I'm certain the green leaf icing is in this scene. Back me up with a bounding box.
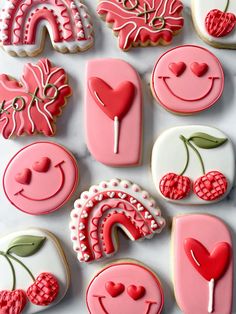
[188,132,228,149]
[7,235,46,257]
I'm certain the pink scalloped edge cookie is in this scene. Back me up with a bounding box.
[0,0,94,57]
[70,178,165,263]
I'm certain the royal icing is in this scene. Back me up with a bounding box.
[0,228,70,313]
[192,0,236,49]
[85,59,142,166]
[0,0,93,56]
[86,261,164,314]
[172,214,233,314]
[151,125,235,204]
[97,0,184,50]
[0,59,72,139]
[3,141,79,215]
[70,178,165,263]
[151,45,224,115]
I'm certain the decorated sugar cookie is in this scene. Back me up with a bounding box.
[172,214,233,314]
[3,142,79,215]
[97,0,184,51]
[70,179,165,263]
[151,45,224,115]
[0,59,72,139]
[192,0,236,49]
[87,261,164,314]
[86,59,142,166]
[0,228,70,313]
[151,125,235,204]
[0,0,94,56]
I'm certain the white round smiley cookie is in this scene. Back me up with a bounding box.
[151,125,235,205]
[151,45,224,115]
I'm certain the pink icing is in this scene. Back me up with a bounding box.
[86,262,164,314]
[85,59,142,166]
[3,142,79,215]
[151,45,224,114]
[173,214,233,314]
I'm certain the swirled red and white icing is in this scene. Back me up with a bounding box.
[0,0,93,56]
[70,178,165,263]
[97,0,184,50]
[0,58,72,139]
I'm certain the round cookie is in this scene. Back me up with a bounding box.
[151,45,224,115]
[86,260,164,314]
[3,141,79,215]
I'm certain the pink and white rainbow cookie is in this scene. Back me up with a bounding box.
[97,0,184,51]
[0,58,72,139]
[151,45,224,115]
[70,178,165,263]
[86,260,164,314]
[0,0,94,57]
[86,59,142,166]
[173,214,233,314]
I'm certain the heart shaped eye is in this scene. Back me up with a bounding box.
[105,281,125,297]
[15,168,32,185]
[169,62,186,77]
[32,157,51,173]
[191,62,209,77]
[127,285,146,300]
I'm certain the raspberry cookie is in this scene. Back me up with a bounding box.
[70,178,165,263]
[0,228,70,313]
[97,0,184,51]
[151,45,224,115]
[0,0,94,56]
[172,214,233,314]
[3,142,79,215]
[87,260,164,314]
[151,125,235,204]
[192,0,236,49]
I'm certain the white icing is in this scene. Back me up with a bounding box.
[151,125,235,204]
[208,278,215,313]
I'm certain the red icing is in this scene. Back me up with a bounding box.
[159,173,191,200]
[0,289,27,314]
[169,62,186,77]
[127,285,146,300]
[97,0,184,50]
[0,59,71,139]
[102,212,143,254]
[15,168,32,185]
[26,272,59,306]
[193,171,227,201]
[184,238,231,281]
[88,77,135,120]
[205,9,236,38]
[32,157,51,173]
[105,281,125,297]
[190,62,208,77]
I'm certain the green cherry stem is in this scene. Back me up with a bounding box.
[224,0,230,13]
[179,135,190,176]
[0,251,16,291]
[6,253,35,282]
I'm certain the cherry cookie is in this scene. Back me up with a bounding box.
[151,45,224,115]
[192,0,236,49]
[0,0,94,56]
[0,228,70,313]
[87,261,164,314]
[3,141,79,215]
[86,58,142,166]
[97,0,184,51]
[70,178,165,263]
[151,125,235,204]
[172,214,233,314]
[0,59,72,139]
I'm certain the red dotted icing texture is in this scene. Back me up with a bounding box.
[0,289,27,314]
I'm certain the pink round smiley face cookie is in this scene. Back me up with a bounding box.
[151,45,224,115]
[3,142,79,215]
[86,261,164,314]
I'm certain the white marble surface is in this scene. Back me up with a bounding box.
[0,0,236,313]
